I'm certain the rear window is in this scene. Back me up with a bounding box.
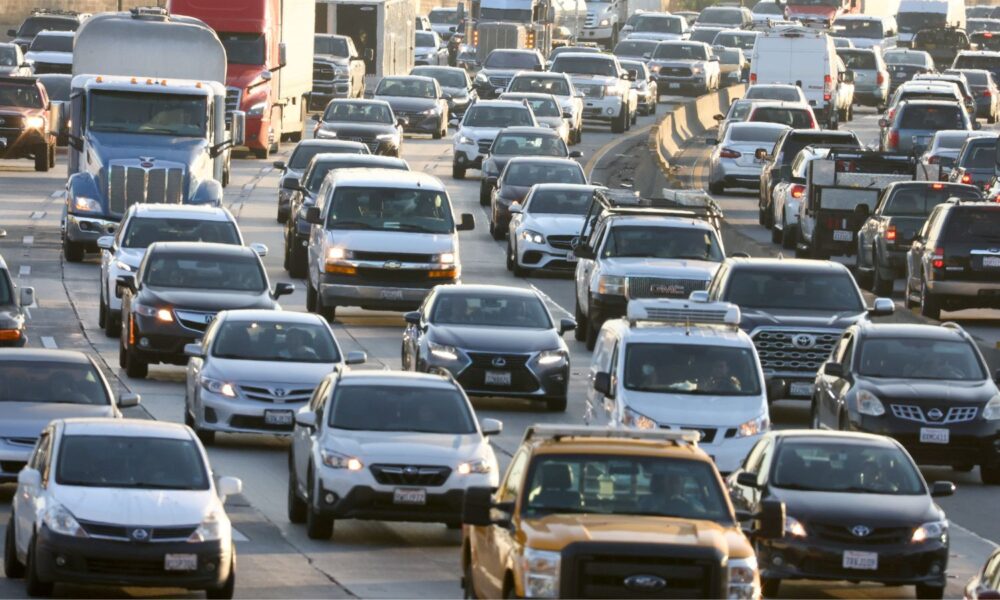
[698,7,744,25]
[729,125,786,143]
[744,86,802,102]
[834,19,884,39]
[899,105,965,130]
[962,141,998,168]
[944,207,1000,241]
[953,70,990,85]
[28,34,72,53]
[883,185,982,216]
[750,107,814,129]
[838,50,877,70]
[953,55,1000,74]
[713,32,756,50]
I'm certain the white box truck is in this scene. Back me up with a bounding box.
[317,0,415,85]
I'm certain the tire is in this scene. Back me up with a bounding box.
[452,163,466,180]
[611,106,627,133]
[287,130,303,143]
[631,107,638,125]
[904,277,918,309]
[277,208,288,225]
[510,242,527,278]
[574,299,587,342]
[34,146,49,172]
[479,182,491,206]
[545,395,567,412]
[316,292,336,323]
[103,304,120,339]
[47,145,55,169]
[5,516,24,579]
[981,463,1000,485]
[205,551,236,600]
[709,181,724,195]
[118,335,127,369]
[25,536,52,598]
[585,305,600,351]
[758,206,767,226]
[287,468,307,524]
[287,243,308,279]
[252,146,270,160]
[810,398,821,429]
[505,240,514,272]
[782,225,797,250]
[63,240,84,263]
[839,409,851,432]
[915,583,945,600]
[920,279,941,320]
[196,428,215,446]
[953,463,974,472]
[433,124,444,140]
[306,279,317,313]
[98,294,107,329]
[124,345,148,379]
[761,579,780,599]
[872,257,893,296]
[463,558,478,599]
[771,224,782,244]
[489,213,505,241]
[650,99,657,114]
[306,471,334,540]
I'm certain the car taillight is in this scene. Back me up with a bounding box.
[962,173,973,184]
[888,130,899,149]
[790,183,806,199]
[985,89,993,97]
[931,182,944,189]
[886,225,897,242]
[824,73,832,96]
[877,72,885,85]
[750,72,757,84]
[927,155,940,164]
[887,109,895,121]
[932,247,945,269]
[720,148,741,158]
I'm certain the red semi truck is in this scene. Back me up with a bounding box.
[785,0,860,27]
[168,0,314,159]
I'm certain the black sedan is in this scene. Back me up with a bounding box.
[117,242,293,378]
[401,284,575,411]
[478,126,581,205]
[489,157,587,240]
[272,139,368,224]
[371,75,449,138]
[311,99,405,156]
[813,322,1000,484]
[727,430,954,599]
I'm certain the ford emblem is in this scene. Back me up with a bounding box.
[131,528,150,542]
[851,525,872,537]
[624,575,667,592]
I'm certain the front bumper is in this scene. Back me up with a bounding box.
[0,128,47,159]
[515,236,579,271]
[423,350,569,399]
[35,526,232,590]
[197,391,307,437]
[853,413,1000,468]
[319,270,453,311]
[401,112,443,134]
[581,96,624,121]
[310,80,353,110]
[129,313,204,366]
[581,26,615,42]
[654,74,708,95]
[65,213,119,246]
[453,142,485,169]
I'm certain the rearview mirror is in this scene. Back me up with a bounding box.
[7,30,16,37]
[345,351,367,365]
[278,42,288,68]
[118,392,141,408]
[281,177,301,191]
[17,468,41,488]
[404,311,421,325]
[184,343,204,358]
[855,203,870,218]
[706,138,718,145]
[311,113,321,121]
[295,410,317,429]
[250,242,269,257]
[480,418,503,436]
[870,297,895,316]
[217,476,243,500]
[573,243,595,260]
[457,213,475,231]
[273,160,287,170]
[569,150,583,158]
[754,148,768,161]
[365,48,375,61]
[462,486,496,526]
[509,203,522,214]
[229,110,246,147]
[559,317,576,334]
[397,116,409,127]
[822,362,844,378]
[931,481,955,497]
[18,287,34,307]
[562,110,573,119]
[593,371,613,397]
[305,207,322,224]
[878,118,888,128]
[713,113,725,121]
[115,275,136,298]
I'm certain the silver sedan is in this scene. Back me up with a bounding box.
[708,122,790,194]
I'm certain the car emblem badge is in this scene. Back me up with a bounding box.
[851,525,872,537]
[0,118,5,126]
[404,466,418,476]
[927,408,944,421]
[384,260,402,270]
[131,528,150,542]
[792,334,817,349]
[204,314,215,324]
[624,575,667,592]
[492,357,507,368]
[274,388,286,397]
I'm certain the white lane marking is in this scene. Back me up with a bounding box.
[953,522,1000,550]
[18,265,30,277]
[40,336,57,349]
[30,211,45,220]
[232,527,249,543]
[49,191,62,199]
[527,282,573,320]
[21,236,33,245]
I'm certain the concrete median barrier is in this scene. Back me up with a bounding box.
[650,85,746,174]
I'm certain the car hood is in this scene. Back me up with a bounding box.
[567,74,618,86]
[600,257,720,279]
[318,121,396,137]
[141,287,276,312]
[650,58,704,68]
[440,86,469,98]
[737,308,867,331]
[457,126,503,141]
[204,358,338,385]
[331,430,483,462]
[856,377,994,403]
[771,488,939,527]
[315,55,350,67]
[24,51,71,64]
[331,229,455,254]
[523,214,586,235]
[480,68,522,79]
[375,96,439,112]
[57,487,220,528]
[624,389,765,427]
[87,132,208,171]
[430,324,560,353]
[0,403,116,439]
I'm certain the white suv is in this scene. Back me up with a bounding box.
[585,297,770,473]
[549,52,638,133]
[287,370,501,538]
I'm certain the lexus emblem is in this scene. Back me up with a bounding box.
[384,260,402,270]
[491,357,507,368]
[792,334,817,349]
[273,388,286,397]
[851,525,872,537]
[927,408,944,421]
[130,528,150,542]
[623,575,667,592]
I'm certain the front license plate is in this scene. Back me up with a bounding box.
[983,256,1000,268]
[566,253,578,263]
[264,410,294,426]
[669,82,681,89]
[920,427,950,444]
[485,371,512,386]
[393,488,427,505]
[789,382,814,397]
[843,550,878,570]
[380,289,404,301]
[833,229,853,241]
[164,553,197,571]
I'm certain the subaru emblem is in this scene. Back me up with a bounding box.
[404,466,418,476]
[131,528,150,542]
[851,525,871,537]
[623,575,667,592]
[927,408,944,421]
[491,357,507,368]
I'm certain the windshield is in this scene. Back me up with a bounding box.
[416,31,437,47]
[492,133,566,156]
[219,32,266,65]
[944,207,1000,242]
[527,188,592,214]
[145,254,266,292]
[952,70,989,86]
[17,17,78,37]
[0,361,109,405]
[624,343,761,395]
[28,34,72,53]
[57,436,209,490]
[0,47,15,67]
[884,186,980,216]
[834,19,885,38]
[772,441,924,495]
[838,50,877,70]
[326,186,455,234]
[329,385,476,433]
[689,28,722,44]
[727,100,753,120]
[412,67,467,88]
[897,12,946,33]
[729,125,786,143]
[509,76,570,95]
[614,40,658,58]
[634,15,684,33]
[954,55,1000,74]
[212,320,339,363]
[306,159,406,191]
[323,101,393,124]
[744,86,802,102]
[899,105,965,129]
[754,2,783,14]
[522,454,732,522]
[429,9,459,24]
[885,51,931,66]
[122,218,240,249]
[479,7,532,22]
[551,55,618,77]
[38,76,69,101]
[484,51,539,69]
[315,36,349,57]
[290,144,365,169]
[430,292,552,328]
[602,225,723,261]
[88,91,207,137]
[968,19,1000,32]
[724,268,864,311]
[376,78,436,98]
[504,162,585,185]
[464,105,534,126]
[698,7,744,25]
[858,337,985,380]
[517,96,560,117]
[0,83,41,107]
[713,32,756,50]
[653,43,707,60]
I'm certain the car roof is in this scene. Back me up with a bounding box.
[608,213,715,230]
[497,125,560,136]
[511,71,569,79]
[310,153,408,167]
[898,99,966,108]
[219,309,327,325]
[147,241,256,257]
[506,156,583,166]
[61,418,193,440]
[470,99,533,109]
[129,204,234,221]
[381,75,436,84]
[0,348,93,364]
[295,139,367,150]
[531,437,711,459]
[608,318,751,346]
[500,92,559,101]
[337,370,459,388]
[855,322,970,341]
[412,65,466,74]
[33,30,74,37]
[957,50,1000,57]
[725,257,852,273]
[557,51,615,61]
[771,429,902,447]
[529,183,601,192]
[749,101,811,109]
[329,168,446,190]
[434,283,542,298]
[728,121,791,132]
[489,48,539,56]
[325,98,392,108]
[657,39,709,47]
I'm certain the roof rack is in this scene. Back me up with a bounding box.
[29,8,85,17]
[0,76,38,85]
[522,425,701,445]
[626,295,741,330]
[596,187,723,228]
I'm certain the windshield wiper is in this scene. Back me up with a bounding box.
[329,220,378,230]
[130,482,200,490]
[392,223,444,233]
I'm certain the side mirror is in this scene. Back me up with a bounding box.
[230,110,246,147]
[184,343,204,358]
[593,371,614,397]
[295,410,317,429]
[736,471,760,488]
[449,117,460,128]
[562,110,573,119]
[404,311,422,325]
[568,150,583,158]
[96,235,114,250]
[7,30,17,37]
[559,317,576,334]
[397,116,409,127]
[462,486,496,526]
[689,290,710,302]
[480,418,503,436]
[115,274,136,298]
[994,368,1000,383]
[311,113,321,122]
[573,244,595,260]
[713,113,725,121]
[822,362,844,378]
[17,468,41,488]
[272,282,295,298]
[305,206,322,224]
[18,287,34,308]
[281,177,301,191]
[870,297,895,317]
[758,498,786,539]
[754,148,768,161]
[273,160,287,170]
[974,121,982,130]
[878,118,888,128]
[931,481,955,497]
[118,392,141,408]
[509,203,522,214]
[250,242,269,257]
[855,203,870,219]
[345,351,367,365]
[457,213,475,231]
[217,476,243,500]
[278,42,288,68]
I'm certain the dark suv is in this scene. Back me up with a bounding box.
[706,258,893,402]
[856,182,982,295]
[7,9,87,53]
[0,76,56,171]
[905,200,1000,319]
[813,321,1000,484]
[949,134,998,191]
[473,49,544,99]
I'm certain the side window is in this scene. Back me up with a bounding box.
[608,341,620,380]
[29,431,53,484]
[499,450,529,504]
[316,180,332,215]
[309,379,331,413]
[587,220,606,250]
[919,207,940,241]
[707,265,727,300]
[925,207,947,241]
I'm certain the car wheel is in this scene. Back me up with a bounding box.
[34,146,49,173]
[196,427,215,446]
[904,277,918,309]
[479,181,491,206]
[544,395,567,412]
[306,279,318,312]
[761,579,780,599]
[810,398,821,429]
[919,278,941,320]
[4,516,24,579]
[574,299,587,342]
[758,205,767,227]
[631,107,638,124]
[981,463,1000,485]
[252,146,270,160]
[782,225,797,250]
[306,469,334,540]
[463,558,479,599]
[316,292,336,323]
[98,292,107,329]
[205,550,236,600]
[118,332,127,368]
[287,467,308,524]
[452,163,466,180]
[872,254,893,296]
[709,181,724,195]
[915,583,945,600]
[585,304,600,351]
[511,242,527,277]
[288,243,308,279]
[838,409,851,432]
[25,535,52,598]
[505,239,514,272]
[63,240,84,263]
[124,345,148,379]
[104,304,120,339]
[47,145,55,169]
[611,107,627,133]
[650,99,657,115]
[771,222,782,244]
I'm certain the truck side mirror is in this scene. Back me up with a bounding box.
[230,110,246,147]
[7,29,16,38]
[462,487,497,526]
[278,42,288,68]
[281,176,301,191]
[573,243,595,260]
[18,287,34,307]
[457,213,475,231]
[365,48,375,61]
[736,471,760,488]
[115,274,137,299]
[854,203,870,218]
[822,362,844,378]
[754,148,768,161]
[593,371,614,397]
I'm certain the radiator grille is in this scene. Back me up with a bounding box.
[107,165,184,215]
[751,328,839,373]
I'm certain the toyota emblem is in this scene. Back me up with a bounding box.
[273,388,286,397]
[851,525,872,537]
[792,334,817,349]
[491,357,507,368]
[927,408,944,421]
[384,260,402,270]
[623,575,667,592]
[131,528,150,542]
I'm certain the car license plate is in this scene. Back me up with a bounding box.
[843,551,878,570]
[380,289,404,301]
[393,488,427,505]
[164,553,197,571]
[264,410,294,426]
[920,427,950,444]
[485,371,512,386]
[833,229,853,241]
[983,256,1000,268]
[566,253,578,263]
[789,382,814,397]
[669,82,681,89]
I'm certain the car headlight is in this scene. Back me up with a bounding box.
[200,376,237,398]
[692,66,703,75]
[375,132,397,141]
[984,394,1000,420]
[43,504,87,538]
[605,85,622,96]
[623,406,657,430]
[421,107,438,115]
[856,389,885,417]
[599,18,611,26]
[321,448,363,470]
[24,115,44,129]
[114,260,134,272]
[457,134,475,145]
[326,247,353,262]
[429,341,460,361]
[247,101,268,117]
[72,195,102,213]
[537,349,567,366]
[188,510,229,543]
[650,64,661,73]
[727,556,759,600]
[597,274,625,296]
[133,303,174,322]
[911,519,948,543]
[454,89,469,99]
[785,515,807,538]
[736,413,769,438]
[520,229,545,244]
[434,252,456,264]
[458,458,492,475]
[334,66,348,76]
[315,128,337,139]
[521,548,560,598]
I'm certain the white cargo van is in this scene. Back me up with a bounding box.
[896,0,966,46]
[749,27,844,128]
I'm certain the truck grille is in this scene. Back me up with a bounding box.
[585,11,597,27]
[225,86,242,114]
[352,251,436,263]
[750,328,839,373]
[0,115,23,129]
[107,165,184,215]
[576,83,604,98]
[547,234,577,250]
[661,66,693,77]
[370,464,451,486]
[561,543,724,598]
[488,76,511,89]
[626,277,706,299]
[313,61,336,82]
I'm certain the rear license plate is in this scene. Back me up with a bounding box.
[843,551,878,570]
[669,82,681,89]
[789,382,814,397]
[833,229,853,241]
[983,256,1000,268]
[164,554,197,571]
[264,410,294,426]
[920,427,950,444]
[393,488,427,505]
[485,371,512,386]
[380,289,404,301]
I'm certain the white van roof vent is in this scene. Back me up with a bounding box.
[626,294,741,329]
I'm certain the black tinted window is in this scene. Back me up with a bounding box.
[314,36,349,56]
[526,189,592,214]
[123,218,240,249]
[858,337,985,380]
[838,50,877,70]
[329,385,475,434]
[145,253,266,292]
[57,436,209,490]
[698,7,743,25]
[430,292,552,328]
[834,19,885,38]
[0,272,10,305]
[464,105,534,126]
[17,17,78,37]
[290,144,366,169]
[551,56,617,77]
[323,101,393,124]
[602,225,723,261]
[212,320,340,363]
[750,107,814,129]
[624,343,761,395]
[723,268,865,312]
[883,186,981,216]
[963,142,997,168]
[943,207,1000,241]
[505,162,585,185]
[28,34,72,52]
[773,441,924,495]
[0,361,109,405]
[38,76,70,100]
[899,105,965,129]
[484,51,539,69]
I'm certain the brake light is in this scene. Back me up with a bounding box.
[985,89,993,98]
[720,148,741,158]
[962,173,973,184]
[886,225,897,242]
[750,72,757,84]
[932,247,945,269]
[931,182,944,189]
[888,130,899,150]
[927,156,940,164]
[987,32,995,39]
[877,72,885,85]
[824,73,832,95]
[790,183,806,199]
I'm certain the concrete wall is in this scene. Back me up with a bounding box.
[652,84,745,172]
[2,1,166,37]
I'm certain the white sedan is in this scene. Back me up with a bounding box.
[507,183,601,277]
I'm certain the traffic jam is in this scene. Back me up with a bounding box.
[1,0,1000,598]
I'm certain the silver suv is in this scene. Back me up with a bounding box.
[451,100,539,179]
[549,52,638,133]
